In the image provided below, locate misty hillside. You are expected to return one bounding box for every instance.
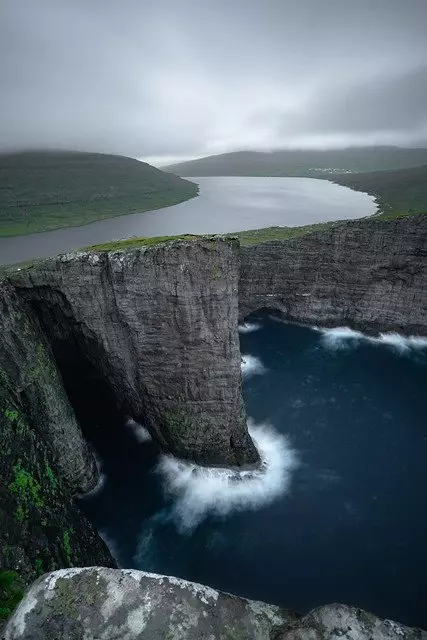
[331,164,427,215]
[163,147,427,177]
[0,151,198,236]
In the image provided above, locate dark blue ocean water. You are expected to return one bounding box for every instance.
[78,312,427,628]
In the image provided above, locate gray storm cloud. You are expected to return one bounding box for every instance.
[1,0,427,163]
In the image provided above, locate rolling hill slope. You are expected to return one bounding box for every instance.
[0,151,198,236]
[163,146,427,177]
[331,164,427,215]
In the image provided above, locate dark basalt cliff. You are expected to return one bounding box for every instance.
[9,237,258,468]
[0,282,113,587]
[239,215,427,334]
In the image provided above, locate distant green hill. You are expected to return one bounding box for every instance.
[331,164,427,215]
[0,151,198,236]
[163,146,427,177]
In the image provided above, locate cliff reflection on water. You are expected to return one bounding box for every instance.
[78,312,427,629]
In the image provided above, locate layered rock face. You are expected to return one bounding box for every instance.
[11,238,259,467]
[239,215,427,334]
[0,282,114,586]
[5,568,426,640]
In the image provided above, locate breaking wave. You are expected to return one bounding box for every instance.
[316,326,427,354]
[241,354,266,377]
[156,421,298,532]
[238,322,262,334]
[126,418,152,443]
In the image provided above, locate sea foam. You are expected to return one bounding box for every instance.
[238,322,262,334]
[156,421,298,532]
[126,418,152,443]
[241,354,266,377]
[316,326,427,354]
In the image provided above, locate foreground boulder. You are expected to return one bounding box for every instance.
[4,567,293,639]
[273,604,427,640]
[4,568,426,640]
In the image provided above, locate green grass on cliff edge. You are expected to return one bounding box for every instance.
[84,234,199,252]
[233,210,426,246]
[0,211,424,275]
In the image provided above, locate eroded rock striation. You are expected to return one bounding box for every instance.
[0,281,114,587]
[5,568,426,640]
[10,237,259,467]
[239,215,427,335]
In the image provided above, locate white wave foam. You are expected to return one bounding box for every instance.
[238,322,262,334]
[316,326,364,349]
[316,326,427,354]
[376,332,427,353]
[241,354,266,377]
[126,418,152,443]
[156,421,298,532]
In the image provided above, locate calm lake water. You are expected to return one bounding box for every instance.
[0,176,376,264]
[78,313,427,629]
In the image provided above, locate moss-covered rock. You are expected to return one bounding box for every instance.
[0,282,114,620]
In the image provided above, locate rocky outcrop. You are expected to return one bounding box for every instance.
[239,215,427,335]
[10,237,259,467]
[272,603,427,640]
[5,568,426,640]
[0,281,114,587]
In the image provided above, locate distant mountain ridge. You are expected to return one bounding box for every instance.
[163,146,427,177]
[0,150,198,237]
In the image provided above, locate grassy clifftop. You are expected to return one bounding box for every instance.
[233,210,426,246]
[0,151,198,236]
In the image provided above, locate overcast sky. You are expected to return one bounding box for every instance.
[1,0,427,165]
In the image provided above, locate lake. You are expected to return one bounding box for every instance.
[78,313,427,629]
[0,176,376,265]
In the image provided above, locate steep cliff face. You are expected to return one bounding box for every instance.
[239,215,427,334]
[0,282,97,494]
[0,281,114,587]
[11,237,259,467]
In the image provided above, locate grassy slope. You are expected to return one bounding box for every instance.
[163,147,427,177]
[0,151,198,236]
[330,164,427,215]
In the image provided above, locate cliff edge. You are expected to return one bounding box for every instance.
[239,215,427,334]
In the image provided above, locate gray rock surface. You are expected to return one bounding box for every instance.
[273,603,427,640]
[3,567,295,640]
[5,568,426,640]
[11,237,258,467]
[239,215,427,335]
